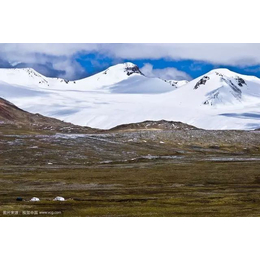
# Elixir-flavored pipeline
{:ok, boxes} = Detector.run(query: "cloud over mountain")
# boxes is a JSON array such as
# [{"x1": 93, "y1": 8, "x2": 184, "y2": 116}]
[
  {"x1": 1, "y1": 44, "x2": 260, "y2": 80},
  {"x1": 140, "y1": 63, "x2": 192, "y2": 80}
]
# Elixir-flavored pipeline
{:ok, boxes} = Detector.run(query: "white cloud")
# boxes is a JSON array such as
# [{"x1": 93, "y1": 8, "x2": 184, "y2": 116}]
[
  {"x1": 1, "y1": 43, "x2": 260, "y2": 79},
  {"x1": 0, "y1": 44, "x2": 91, "y2": 79},
  {"x1": 103, "y1": 44, "x2": 260, "y2": 67},
  {"x1": 51, "y1": 59, "x2": 86, "y2": 79},
  {"x1": 1, "y1": 43, "x2": 260, "y2": 67},
  {"x1": 0, "y1": 43, "x2": 99, "y2": 58},
  {"x1": 140, "y1": 63, "x2": 192, "y2": 80}
]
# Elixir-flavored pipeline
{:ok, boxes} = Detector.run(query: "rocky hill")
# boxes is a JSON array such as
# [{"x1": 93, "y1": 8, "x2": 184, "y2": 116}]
[
  {"x1": 0, "y1": 97, "x2": 94, "y2": 133},
  {"x1": 108, "y1": 120, "x2": 198, "y2": 132}
]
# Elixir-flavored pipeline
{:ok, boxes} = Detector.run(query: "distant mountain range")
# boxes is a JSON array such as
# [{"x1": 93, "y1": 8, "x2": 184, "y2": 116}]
[{"x1": 0, "y1": 62, "x2": 260, "y2": 130}]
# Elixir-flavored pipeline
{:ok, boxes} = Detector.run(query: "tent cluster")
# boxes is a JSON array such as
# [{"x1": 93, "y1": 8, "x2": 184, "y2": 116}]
[{"x1": 16, "y1": 196, "x2": 66, "y2": 202}]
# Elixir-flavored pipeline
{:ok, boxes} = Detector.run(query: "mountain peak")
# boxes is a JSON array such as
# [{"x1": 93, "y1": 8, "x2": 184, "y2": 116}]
[
  {"x1": 0, "y1": 67, "x2": 46, "y2": 79},
  {"x1": 123, "y1": 62, "x2": 137, "y2": 68},
  {"x1": 207, "y1": 68, "x2": 236, "y2": 77},
  {"x1": 106, "y1": 62, "x2": 143, "y2": 76},
  {"x1": 7, "y1": 67, "x2": 41, "y2": 74},
  {"x1": 124, "y1": 62, "x2": 143, "y2": 76}
]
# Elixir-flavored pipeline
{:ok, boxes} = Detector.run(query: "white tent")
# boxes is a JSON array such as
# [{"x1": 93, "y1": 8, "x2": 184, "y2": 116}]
[
  {"x1": 30, "y1": 197, "x2": 40, "y2": 202},
  {"x1": 53, "y1": 196, "x2": 65, "y2": 201}
]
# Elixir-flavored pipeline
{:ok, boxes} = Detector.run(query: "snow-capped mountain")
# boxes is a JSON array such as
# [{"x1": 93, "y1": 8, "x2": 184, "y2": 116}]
[
  {"x1": 167, "y1": 68, "x2": 260, "y2": 107},
  {"x1": 0, "y1": 68, "x2": 75, "y2": 88},
  {"x1": 0, "y1": 63, "x2": 175, "y2": 93},
  {"x1": 1, "y1": 62, "x2": 260, "y2": 130}
]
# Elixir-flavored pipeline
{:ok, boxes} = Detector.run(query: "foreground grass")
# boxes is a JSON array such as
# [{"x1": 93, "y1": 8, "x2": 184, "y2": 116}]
[
  {"x1": 1, "y1": 128, "x2": 260, "y2": 217},
  {"x1": 1, "y1": 160, "x2": 260, "y2": 216}
]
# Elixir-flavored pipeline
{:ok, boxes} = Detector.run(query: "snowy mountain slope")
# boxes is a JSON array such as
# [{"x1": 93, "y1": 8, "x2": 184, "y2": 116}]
[
  {"x1": 75, "y1": 62, "x2": 145, "y2": 91},
  {"x1": 166, "y1": 68, "x2": 260, "y2": 107},
  {"x1": 1, "y1": 63, "x2": 260, "y2": 130},
  {"x1": 0, "y1": 68, "x2": 76, "y2": 89},
  {"x1": 165, "y1": 79, "x2": 189, "y2": 88},
  {"x1": 0, "y1": 63, "x2": 175, "y2": 93},
  {"x1": 0, "y1": 96, "x2": 95, "y2": 133}
]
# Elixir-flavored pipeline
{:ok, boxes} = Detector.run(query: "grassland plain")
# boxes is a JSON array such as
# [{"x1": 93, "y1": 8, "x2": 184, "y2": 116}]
[{"x1": 1, "y1": 126, "x2": 260, "y2": 217}]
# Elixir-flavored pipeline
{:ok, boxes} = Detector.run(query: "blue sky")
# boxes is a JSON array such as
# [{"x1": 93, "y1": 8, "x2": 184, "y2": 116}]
[
  {"x1": 1, "y1": 43, "x2": 260, "y2": 80},
  {"x1": 77, "y1": 53, "x2": 260, "y2": 80}
]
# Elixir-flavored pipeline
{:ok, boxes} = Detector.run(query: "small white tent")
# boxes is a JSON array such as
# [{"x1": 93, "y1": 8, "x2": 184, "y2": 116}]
[
  {"x1": 53, "y1": 196, "x2": 65, "y2": 201},
  {"x1": 30, "y1": 197, "x2": 40, "y2": 202}
]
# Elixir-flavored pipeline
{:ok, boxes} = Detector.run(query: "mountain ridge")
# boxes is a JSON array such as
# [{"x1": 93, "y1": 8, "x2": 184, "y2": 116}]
[
  {"x1": 0, "y1": 63, "x2": 186, "y2": 91},
  {"x1": 1, "y1": 62, "x2": 260, "y2": 130}
]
